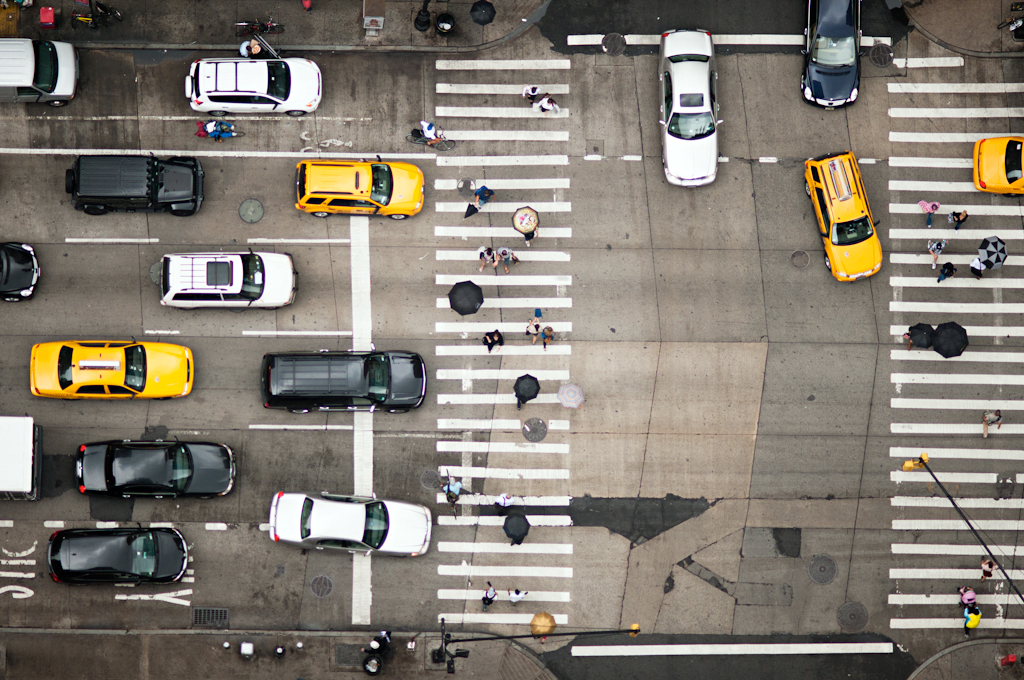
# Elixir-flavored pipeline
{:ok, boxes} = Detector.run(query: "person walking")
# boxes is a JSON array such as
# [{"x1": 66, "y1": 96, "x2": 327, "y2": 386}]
[
  {"x1": 937, "y1": 261, "x2": 956, "y2": 283},
  {"x1": 918, "y1": 200, "x2": 940, "y2": 227},
  {"x1": 526, "y1": 316, "x2": 541, "y2": 343},
  {"x1": 927, "y1": 239, "x2": 947, "y2": 270},
  {"x1": 964, "y1": 604, "x2": 982, "y2": 637},
  {"x1": 524, "y1": 226, "x2": 537, "y2": 247},
  {"x1": 959, "y1": 586, "x2": 977, "y2": 606},
  {"x1": 419, "y1": 120, "x2": 442, "y2": 147},
  {"x1": 483, "y1": 329, "x2": 504, "y2": 354},
  {"x1": 443, "y1": 478, "x2": 462, "y2": 515},
  {"x1": 522, "y1": 85, "x2": 541, "y2": 104},
  {"x1": 981, "y1": 559, "x2": 998, "y2": 581},
  {"x1": 496, "y1": 246, "x2": 519, "y2": 274},
  {"x1": 540, "y1": 326, "x2": 554, "y2": 351},
  {"x1": 508, "y1": 588, "x2": 528, "y2": 606},
  {"x1": 983, "y1": 410, "x2": 1002, "y2": 438},
  {"x1": 482, "y1": 582, "x2": 497, "y2": 611},
  {"x1": 474, "y1": 186, "x2": 495, "y2": 208},
  {"x1": 902, "y1": 332, "x2": 914, "y2": 350},
  {"x1": 536, "y1": 94, "x2": 559, "y2": 115},
  {"x1": 477, "y1": 246, "x2": 496, "y2": 272},
  {"x1": 970, "y1": 256, "x2": 985, "y2": 279},
  {"x1": 950, "y1": 209, "x2": 969, "y2": 231},
  {"x1": 494, "y1": 493, "x2": 513, "y2": 516}
]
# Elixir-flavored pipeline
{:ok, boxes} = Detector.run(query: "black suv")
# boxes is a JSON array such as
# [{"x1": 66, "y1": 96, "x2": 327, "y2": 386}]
[
  {"x1": 261, "y1": 349, "x2": 427, "y2": 413},
  {"x1": 801, "y1": 0, "x2": 861, "y2": 108},
  {"x1": 66, "y1": 155, "x2": 204, "y2": 216}
]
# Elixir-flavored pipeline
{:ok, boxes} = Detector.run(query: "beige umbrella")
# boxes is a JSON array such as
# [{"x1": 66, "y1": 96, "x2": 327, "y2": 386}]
[{"x1": 530, "y1": 611, "x2": 556, "y2": 636}]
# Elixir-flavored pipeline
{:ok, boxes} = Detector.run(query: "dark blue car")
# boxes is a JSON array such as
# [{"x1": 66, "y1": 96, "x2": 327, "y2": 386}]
[{"x1": 801, "y1": 0, "x2": 861, "y2": 108}]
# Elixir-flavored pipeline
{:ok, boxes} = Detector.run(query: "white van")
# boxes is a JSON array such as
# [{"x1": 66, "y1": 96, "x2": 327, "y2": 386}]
[
  {"x1": 0, "y1": 39, "x2": 77, "y2": 106},
  {"x1": 157, "y1": 251, "x2": 298, "y2": 309}
]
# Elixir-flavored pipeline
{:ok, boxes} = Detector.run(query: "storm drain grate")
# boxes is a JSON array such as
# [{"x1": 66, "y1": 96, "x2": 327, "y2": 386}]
[
  {"x1": 808, "y1": 554, "x2": 838, "y2": 585},
  {"x1": 192, "y1": 607, "x2": 229, "y2": 628}
]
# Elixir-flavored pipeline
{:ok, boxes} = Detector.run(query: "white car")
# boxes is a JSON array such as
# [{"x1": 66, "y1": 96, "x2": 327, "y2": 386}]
[
  {"x1": 268, "y1": 492, "x2": 432, "y2": 557},
  {"x1": 157, "y1": 251, "x2": 297, "y2": 309},
  {"x1": 658, "y1": 30, "x2": 721, "y2": 187},
  {"x1": 186, "y1": 58, "x2": 322, "y2": 117}
]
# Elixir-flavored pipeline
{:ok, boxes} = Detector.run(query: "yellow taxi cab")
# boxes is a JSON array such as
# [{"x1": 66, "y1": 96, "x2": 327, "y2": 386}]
[
  {"x1": 804, "y1": 150, "x2": 882, "y2": 282},
  {"x1": 973, "y1": 137, "x2": 1024, "y2": 194},
  {"x1": 295, "y1": 160, "x2": 424, "y2": 219},
  {"x1": 30, "y1": 340, "x2": 193, "y2": 399}
]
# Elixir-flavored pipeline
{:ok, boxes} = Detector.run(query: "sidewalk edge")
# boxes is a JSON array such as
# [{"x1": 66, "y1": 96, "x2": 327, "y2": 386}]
[
  {"x1": 903, "y1": 7, "x2": 1024, "y2": 59},
  {"x1": 905, "y1": 637, "x2": 1024, "y2": 680}
]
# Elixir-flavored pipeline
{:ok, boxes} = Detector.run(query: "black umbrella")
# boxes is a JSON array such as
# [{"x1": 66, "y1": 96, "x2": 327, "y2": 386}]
[
  {"x1": 979, "y1": 236, "x2": 1007, "y2": 270},
  {"x1": 514, "y1": 374, "x2": 541, "y2": 403},
  {"x1": 504, "y1": 513, "x2": 530, "y2": 545},
  {"x1": 908, "y1": 323, "x2": 934, "y2": 349},
  {"x1": 448, "y1": 280, "x2": 483, "y2": 315},
  {"x1": 470, "y1": 0, "x2": 496, "y2": 25},
  {"x1": 932, "y1": 321, "x2": 969, "y2": 358}
]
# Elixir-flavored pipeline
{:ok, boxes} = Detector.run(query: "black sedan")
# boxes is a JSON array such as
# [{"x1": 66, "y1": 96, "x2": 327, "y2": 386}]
[
  {"x1": 47, "y1": 527, "x2": 188, "y2": 584},
  {"x1": 0, "y1": 242, "x2": 40, "y2": 301},
  {"x1": 801, "y1": 0, "x2": 861, "y2": 108},
  {"x1": 76, "y1": 440, "x2": 235, "y2": 498}
]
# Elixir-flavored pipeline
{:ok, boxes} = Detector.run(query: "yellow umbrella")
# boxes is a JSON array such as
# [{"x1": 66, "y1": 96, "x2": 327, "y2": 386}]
[{"x1": 530, "y1": 612, "x2": 557, "y2": 636}]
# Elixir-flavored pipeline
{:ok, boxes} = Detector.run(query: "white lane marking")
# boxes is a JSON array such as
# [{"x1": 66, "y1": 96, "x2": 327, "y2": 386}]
[
  {"x1": 0, "y1": 147, "x2": 430, "y2": 160},
  {"x1": 439, "y1": 465, "x2": 569, "y2": 479},
  {"x1": 43, "y1": 521, "x2": 64, "y2": 528},
  {"x1": 888, "y1": 180, "x2": 976, "y2": 192},
  {"x1": 1, "y1": 542, "x2": 35, "y2": 557},
  {"x1": 622, "y1": 155, "x2": 643, "y2": 161},
  {"x1": 15, "y1": 115, "x2": 370, "y2": 122},
  {"x1": 434, "y1": 178, "x2": 571, "y2": 190},
  {"x1": 893, "y1": 398, "x2": 1024, "y2": 410},
  {"x1": 892, "y1": 543, "x2": 1024, "y2": 556},
  {"x1": 437, "y1": 542, "x2": 573, "y2": 554},
  {"x1": 890, "y1": 594, "x2": 1021, "y2": 605},
  {"x1": 436, "y1": 346, "x2": 572, "y2": 357},
  {"x1": 435, "y1": 298, "x2": 570, "y2": 310},
  {"x1": 892, "y1": 301, "x2": 1024, "y2": 313},
  {"x1": 242, "y1": 330, "x2": 354, "y2": 336},
  {"x1": 352, "y1": 552, "x2": 372, "y2": 626},
  {"x1": 571, "y1": 643, "x2": 893, "y2": 657},
  {"x1": 438, "y1": 589, "x2": 570, "y2": 601},
  {"x1": 889, "y1": 131, "x2": 991, "y2": 143},
  {"x1": 438, "y1": 493, "x2": 571, "y2": 505},
  {"x1": 438, "y1": 515, "x2": 572, "y2": 526},
  {"x1": 889, "y1": 254, "x2": 1021, "y2": 266},
  {"x1": 350, "y1": 216, "x2": 373, "y2": 352},
  {"x1": 95, "y1": 522, "x2": 119, "y2": 529},
  {"x1": 888, "y1": 277, "x2": 1024, "y2": 289},
  {"x1": 247, "y1": 238, "x2": 351, "y2": 244},
  {"x1": 114, "y1": 589, "x2": 192, "y2": 606},
  {"x1": 892, "y1": 373, "x2": 1024, "y2": 385},
  {"x1": 440, "y1": 612, "x2": 569, "y2": 624},
  {"x1": 438, "y1": 565, "x2": 573, "y2": 577},
  {"x1": 436, "y1": 201, "x2": 571, "y2": 213},
  {"x1": 435, "y1": 226, "x2": 572, "y2": 238},
  {"x1": 437, "y1": 106, "x2": 570, "y2": 119},
  {"x1": 860, "y1": 158, "x2": 878, "y2": 164},
  {"x1": 892, "y1": 423, "x2": 1024, "y2": 434},
  {"x1": 892, "y1": 520, "x2": 1024, "y2": 531},
  {"x1": 889, "y1": 228, "x2": 1024, "y2": 239},
  {"x1": 446, "y1": 130, "x2": 570, "y2": 141},
  {"x1": 889, "y1": 445, "x2": 1024, "y2": 459},
  {"x1": 144, "y1": 330, "x2": 180, "y2": 335},
  {"x1": 205, "y1": 523, "x2": 228, "y2": 531},
  {"x1": 438, "y1": 441, "x2": 570, "y2": 454},
  {"x1": 249, "y1": 424, "x2": 355, "y2": 431},
  {"x1": 759, "y1": 157, "x2": 778, "y2": 163},
  {"x1": 436, "y1": 251, "x2": 570, "y2": 262},
  {"x1": 891, "y1": 107, "x2": 1024, "y2": 118},
  {"x1": 437, "y1": 418, "x2": 570, "y2": 429},
  {"x1": 889, "y1": 156, "x2": 973, "y2": 168},
  {"x1": 0, "y1": 521, "x2": 13, "y2": 529},
  {"x1": 0, "y1": 586, "x2": 33, "y2": 599},
  {"x1": 889, "y1": 83, "x2": 1024, "y2": 93},
  {"x1": 149, "y1": 523, "x2": 175, "y2": 528},
  {"x1": 439, "y1": 393, "x2": 565, "y2": 406},
  {"x1": 436, "y1": 59, "x2": 571, "y2": 70},
  {"x1": 66, "y1": 238, "x2": 159, "y2": 244},
  {"x1": 891, "y1": 619, "x2": 1024, "y2": 630},
  {"x1": 259, "y1": 523, "x2": 272, "y2": 532},
  {"x1": 436, "y1": 84, "x2": 570, "y2": 95},
  {"x1": 435, "y1": 274, "x2": 571, "y2": 286},
  {"x1": 436, "y1": 155, "x2": 569, "y2": 167},
  {"x1": 0, "y1": 572, "x2": 34, "y2": 579},
  {"x1": 890, "y1": 349, "x2": 1024, "y2": 363},
  {"x1": 435, "y1": 321, "x2": 571, "y2": 333},
  {"x1": 892, "y1": 57, "x2": 965, "y2": 68},
  {"x1": 892, "y1": 496, "x2": 1024, "y2": 509},
  {"x1": 353, "y1": 413, "x2": 374, "y2": 496},
  {"x1": 0, "y1": 560, "x2": 33, "y2": 565},
  {"x1": 436, "y1": 369, "x2": 571, "y2": 381},
  {"x1": 890, "y1": 203, "x2": 1023, "y2": 216},
  {"x1": 889, "y1": 324, "x2": 1024, "y2": 338},
  {"x1": 892, "y1": 471, "x2": 999, "y2": 483}
]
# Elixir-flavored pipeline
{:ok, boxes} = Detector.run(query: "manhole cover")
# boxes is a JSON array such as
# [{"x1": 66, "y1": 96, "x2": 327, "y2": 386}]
[
  {"x1": 421, "y1": 470, "x2": 442, "y2": 490},
  {"x1": 457, "y1": 179, "x2": 476, "y2": 199},
  {"x1": 310, "y1": 574, "x2": 333, "y2": 598},
  {"x1": 523, "y1": 418, "x2": 547, "y2": 442},
  {"x1": 791, "y1": 250, "x2": 809, "y2": 269},
  {"x1": 837, "y1": 601, "x2": 868, "y2": 631},
  {"x1": 808, "y1": 554, "x2": 838, "y2": 584},
  {"x1": 602, "y1": 32, "x2": 626, "y2": 56},
  {"x1": 869, "y1": 43, "x2": 894, "y2": 68},
  {"x1": 239, "y1": 198, "x2": 264, "y2": 224},
  {"x1": 192, "y1": 607, "x2": 229, "y2": 628}
]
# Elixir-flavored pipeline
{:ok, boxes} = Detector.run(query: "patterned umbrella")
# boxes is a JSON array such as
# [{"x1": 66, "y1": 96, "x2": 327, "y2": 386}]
[
  {"x1": 556, "y1": 383, "x2": 585, "y2": 408},
  {"x1": 512, "y1": 206, "x2": 539, "y2": 235},
  {"x1": 979, "y1": 236, "x2": 1007, "y2": 269}
]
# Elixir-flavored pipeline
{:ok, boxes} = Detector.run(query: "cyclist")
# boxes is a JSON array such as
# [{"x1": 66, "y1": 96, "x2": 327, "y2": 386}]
[{"x1": 419, "y1": 120, "x2": 442, "y2": 147}]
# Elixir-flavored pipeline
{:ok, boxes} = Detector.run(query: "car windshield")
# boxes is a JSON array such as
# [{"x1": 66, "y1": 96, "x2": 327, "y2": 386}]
[
  {"x1": 1006, "y1": 139, "x2": 1023, "y2": 183},
  {"x1": 362, "y1": 501, "x2": 389, "y2": 550},
  {"x1": 167, "y1": 444, "x2": 192, "y2": 492},
  {"x1": 668, "y1": 54, "x2": 709, "y2": 63},
  {"x1": 832, "y1": 216, "x2": 874, "y2": 246},
  {"x1": 812, "y1": 34, "x2": 856, "y2": 67},
  {"x1": 32, "y1": 41, "x2": 58, "y2": 93},
  {"x1": 266, "y1": 61, "x2": 290, "y2": 100},
  {"x1": 370, "y1": 164, "x2": 393, "y2": 206},
  {"x1": 300, "y1": 497, "x2": 314, "y2": 539},
  {"x1": 128, "y1": 532, "x2": 158, "y2": 577},
  {"x1": 239, "y1": 254, "x2": 265, "y2": 300},
  {"x1": 123, "y1": 345, "x2": 146, "y2": 392},
  {"x1": 366, "y1": 355, "x2": 390, "y2": 402},
  {"x1": 58, "y1": 345, "x2": 74, "y2": 390},
  {"x1": 667, "y1": 112, "x2": 715, "y2": 141}
]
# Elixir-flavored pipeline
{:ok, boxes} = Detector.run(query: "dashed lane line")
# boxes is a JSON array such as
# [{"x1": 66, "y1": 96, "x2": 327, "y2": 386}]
[
  {"x1": 249, "y1": 424, "x2": 354, "y2": 431},
  {"x1": 66, "y1": 237, "x2": 159, "y2": 244},
  {"x1": 248, "y1": 238, "x2": 351, "y2": 244}
]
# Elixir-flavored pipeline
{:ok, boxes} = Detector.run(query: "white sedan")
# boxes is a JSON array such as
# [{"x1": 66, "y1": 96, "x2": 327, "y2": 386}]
[
  {"x1": 658, "y1": 30, "x2": 721, "y2": 187},
  {"x1": 186, "y1": 58, "x2": 322, "y2": 117},
  {"x1": 268, "y1": 492, "x2": 432, "y2": 557}
]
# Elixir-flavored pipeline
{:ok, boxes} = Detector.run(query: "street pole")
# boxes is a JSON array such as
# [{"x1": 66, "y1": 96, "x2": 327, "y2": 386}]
[{"x1": 414, "y1": 0, "x2": 431, "y2": 31}]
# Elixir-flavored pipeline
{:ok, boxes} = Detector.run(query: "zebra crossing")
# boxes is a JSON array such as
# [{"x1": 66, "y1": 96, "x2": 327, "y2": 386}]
[
  {"x1": 430, "y1": 58, "x2": 575, "y2": 627},
  {"x1": 887, "y1": 51, "x2": 1024, "y2": 631}
]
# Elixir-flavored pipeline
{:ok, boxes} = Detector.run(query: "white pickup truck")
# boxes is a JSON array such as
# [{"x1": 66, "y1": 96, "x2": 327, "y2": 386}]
[{"x1": 0, "y1": 416, "x2": 42, "y2": 500}]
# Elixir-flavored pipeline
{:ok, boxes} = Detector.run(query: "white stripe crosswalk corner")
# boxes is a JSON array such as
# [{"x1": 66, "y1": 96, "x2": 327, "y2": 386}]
[
  {"x1": 438, "y1": 612, "x2": 570, "y2": 624},
  {"x1": 437, "y1": 515, "x2": 573, "y2": 526},
  {"x1": 438, "y1": 589, "x2": 571, "y2": 602},
  {"x1": 891, "y1": 423, "x2": 1024, "y2": 434},
  {"x1": 435, "y1": 492, "x2": 572, "y2": 506},
  {"x1": 889, "y1": 619, "x2": 1017, "y2": 630}
]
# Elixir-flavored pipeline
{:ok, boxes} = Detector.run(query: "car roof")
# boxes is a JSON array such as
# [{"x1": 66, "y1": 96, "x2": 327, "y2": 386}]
[
  {"x1": 66, "y1": 343, "x2": 130, "y2": 388},
  {"x1": 0, "y1": 39, "x2": 37, "y2": 87},
  {"x1": 817, "y1": 0, "x2": 856, "y2": 36},
  {"x1": 302, "y1": 162, "x2": 374, "y2": 199},
  {"x1": 77, "y1": 156, "x2": 153, "y2": 199},
  {"x1": 199, "y1": 59, "x2": 274, "y2": 95},
  {"x1": 166, "y1": 253, "x2": 244, "y2": 295},
  {"x1": 667, "y1": 60, "x2": 712, "y2": 113},
  {"x1": 309, "y1": 497, "x2": 366, "y2": 542},
  {"x1": 819, "y1": 154, "x2": 867, "y2": 222}
]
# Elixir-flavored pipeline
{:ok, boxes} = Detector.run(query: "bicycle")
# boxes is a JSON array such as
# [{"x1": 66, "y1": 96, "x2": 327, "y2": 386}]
[
  {"x1": 71, "y1": 1, "x2": 123, "y2": 28},
  {"x1": 998, "y1": 15, "x2": 1024, "y2": 30},
  {"x1": 406, "y1": 128, "x2": 456, "y2": 152},
  {"x1": 235, "y1": 18, "x2": 285, "y2": 37},
  {"x1": 196, "y1": 120, "x2": 245, "y2": 141}
]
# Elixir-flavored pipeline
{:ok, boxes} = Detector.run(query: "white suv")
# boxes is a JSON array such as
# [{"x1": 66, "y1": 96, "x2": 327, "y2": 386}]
[
  {"x1": 186, "y1": 58, "x2": 322, "y2": 117},
  {"x1": 158, "y1": 251, "x2": 297, "y2": 309}
]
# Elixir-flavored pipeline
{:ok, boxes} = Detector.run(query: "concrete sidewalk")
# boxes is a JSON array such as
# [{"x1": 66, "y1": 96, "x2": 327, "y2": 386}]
[
  {"x1": 909, "y1": 638, "x2": 1024, "y2": 680},
  {"x1": 903, "y1": 0, "x2": 1024, "y2": 57}
]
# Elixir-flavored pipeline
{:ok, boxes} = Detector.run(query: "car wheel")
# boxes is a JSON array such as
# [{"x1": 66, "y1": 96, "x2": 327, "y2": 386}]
[
  {"x1": 170, "y1": 210, "x2": 193, "y2": 217},
  {"x1": 83, "y1": 205, "x2": 108, "y2": 216},
  {"x1": 312, "y1": 212, "x2": 329, "y2": 218},
  {"x1": 48, "y1": 100, "x2": 68, "y2": 107},
  {"x1": 65, "y1": 169, "x2": 75, "y2": 194},
  {"x1": 285, "y1": 111, "x2": 306, "y2": 117},
  {"x1": 824, "y1": 252, "x2": 831, "y2": 271},
  {"x1": 388, "y1": 214, "x2": 409, "y2": 220},
  {"x1": 804, "y1": 180, "x2": 811, "y2": 197},
  {"x1": 208, "y1": 110, "x2": 228, "y2": 117}
]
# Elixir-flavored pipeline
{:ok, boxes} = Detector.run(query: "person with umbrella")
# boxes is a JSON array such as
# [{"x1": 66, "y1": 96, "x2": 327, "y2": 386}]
[
  {"x1": 504, "y1": 513, "x2": 530, "y2": 545},
  {"x1": 513, "y1": 206, "x2": 539, "y2": 247},
  {"x1": 514, "y1": 374, "x2": 540, "y2": 410},
  {"x1": 903, "y1": 323, "x2": 934, "y2": 351},
  {"x1": 470, "y1": 0, "x2": 496, "y2": 25},
  {"x1": 979, "y1": 236, "x2": 1007, "y2": 270},
  {"x1": 933, "y1": 321, "x2": 969, "y2": 358},
  {"x1": 448, "y1": 280, "x2": 484, "y2": 316}
]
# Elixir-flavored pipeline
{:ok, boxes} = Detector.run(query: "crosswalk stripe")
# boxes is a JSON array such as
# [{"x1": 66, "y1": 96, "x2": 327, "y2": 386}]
[
  {"x1": 892, "y1": 471, "x2": 1002, "y2": 483},
  {"x1": 891, "y1": 301, "x2": 1024, "y2": 313},
  {"x1": 439, "y1": 465, "x2": 569, "y2": 480},
  {"x1": 889, "y1": 156, "x2": 973, "y2": 168},
  {"x1": 890, "y1": 619, "x2": 1021, "y2": 630},
  {"x1": 436, "y1": 84, "x2": 571, "y2": 95},
  {"x1": 437, "y1": 418, "x2": 570, "y2": 429},
  {"x1": 435, "y1": 226, "x2": 572, "y2": 238},
  {"x1": 892, "y1": 543, "x2": 1024, "y2": 556},
  {"x1": 435, "y1": 321, "x2": 571, "y2": 333},
  {"x1": 891, "y1": 567, "x2": 1022, "y2": 579},
  {"x1": 892, "y1": 373, "x2": 1024, "y2": 386},
  {"x1": 434, "y1": 178, "x2": 571, "y2": 190},
  {"x1": 437, "y1": 106, "x2": 570, "y2": 119},
  {"x1": 892, "y1": 423, "x2": 1024, "y2": 434},
  {"x1": 893, "y1": 398, "x2": 1024, "y2": 410},
  {"x1": 436, "y1": 251, "x2": 571, "y2": 262},
  {"x1": 890, "y1": 203, "x2": 1020, "y2": 216},
  {"x1": 446, "y1": 130, "x2": 570, "y2": 141},
  {"x1": 889, "y1": 83, "x2": 1024, "y2": 93},
  {"x1": 438, "y1": 589, "x2": 571, "y2": 601},
  {"x1": 892, "y1": 496, "x2": 1024, "y2": 509},
  {"x1": 436, "y1": 201, "x2": 571, "y2": 212},
  {"x1": 438, "y1": 515, "x2": 572, "y2": 526},
  {"x1": 438, "y1": 612, "x2": 570, "y2": 624},
  {"x1": 437, "y1": 492, "x2": 571, "y2": 505},
  {"x1": 889, "y1": 277, "x2": 1024, "y2": 289},
  {"x1": 436, "y1": 346, "x2": 572, "y2": 356},
  {"x1": 439, "y1": 565, "x2": 573, "y2": 577},
  {"x1": 891, "y1": 57, "x2": 965, "y2": 68},
  {"x1": 435, "y1": 297, "x2": 572, "y2": 308},
  {"x1": 436, "y1": 155, "x2": 570, "y2": 167},
  {"x1": 891, "y1": 107, "x2": 1024, "y2": 118},
  {"x1": 438, "y1": 542, "x2": 573, "y2": 554},
  {"x1": 888, "y1": 180, "x2": 976, "y2": 192},
  {"x1": 893, "y1": 520, "x2": 1024, "y2": 531},
  {"x1": 889, "y1": 324, "x2": 1024, "y2": 337},
  {"x1": 889, "y1": 446, "x2": 1024, "y2": 460},
  {"x1": 439, "y1": 393, "x2": 566, "y2": 405},
  {"x1": 890, "y1": 594, "x2": 1021, "y2": 605},
  {"x1": 436, "y1": 274, "x2": 571, "y2": 286},
  {"x1": 437, "y1": 369, "x2": 571, "y2": 380},
  {"x1": 889, "y1": 228, "x2": 1024, "y2": 239},
  {"x1": 890, "y1": 254, "x2": 1021, "y2": 266},
  {"x1": 890, "y1": 131, "x2": 989, "y2": 143},
  {"x1": 435, "y1": 59, "x2": 571, "y2": 70},
  {"x1": 437, "y1": 441, "x2": 570, "y2": 454},
  {"x1": 890, "y1": 349, "x2": 1024, "y2": 363}
]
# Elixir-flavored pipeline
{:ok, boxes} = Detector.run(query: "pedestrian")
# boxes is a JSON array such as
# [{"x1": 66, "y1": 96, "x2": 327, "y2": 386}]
[
  {"x1": 902, "y1": 332, "x2": 914, "y2": 350},
  {"x1": 926, "y1": 239, "x2": 947, "y2": 270},
  {"x1": 918, "y1": 200, "x2": 940, "y2": 227},
  {"x1": 970, "y1": 256, "x2": 985, "y2": 279},
  {"x1": 361, "y1": 631, "x2": 391, "y2": 656},
  {"x1": 522, "y1": 85, "x2": 541, "y2": 104},
  {"x1": 540, "y1": 326, "x2": 554, "y2": 351},
  {"x1": 494, "y1": 493, "x2": 513, "y2": 515},
  {"x1": 964, "y1": 604, "x2": 981, "y2": 637},
  {"x1": 482, "y1": 329, "x2": 504, "y2": 354},
  {"x1": 419, "y1": 120, "x2": 442, "y2": 147},
  {"x1": 496, "y1": 246, "x2": 519, "y2": 274},
  {"x1": 477, "y1": 245, "x2": 496, "y2": 272},
  {"x1": 950, "y1": 209, "x2": 969, "y2": 231},
  {"x1": 482, "y1": 582, "x2": 497, "y2": 611},
  {"x1": 474, "y1": 186, "x2": 494, "y2": 208},
  {"x1": 536, "y1": 94, "x2": 559, "y2": 115},
  {"x1": 443, "y1": 478, "x2": 462, "y2": 513},
  {"x1": 526, "y1": 316, "x2": 541, "y2": 343},
  {"x1": 937, "y1": 261, "x2": 956, "y2": 283},
  {"x1": 239, "y1": 39, "x2": 262, "y2": 57},
  {"x1": 983, "y1": 410, "x2": 1002, "y2": 438},
  {"x1": 508, "y1": 588, "x2": 528, "y2": 605},
  {"x1": 981, "y1": 559, "x2": 998, "y2": 581},
  {"x1": 959, "y1": 586, "x2": 977, "y2": 605},
  {"x1": 524, "y1": 226, "x2": 537, "y2": 247}
]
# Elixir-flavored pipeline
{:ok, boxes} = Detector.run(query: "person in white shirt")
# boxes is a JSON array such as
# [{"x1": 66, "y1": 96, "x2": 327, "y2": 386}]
[
  {"x1": 420, "y1": 120, "x2": 441, "y2": 147},
  {"x1": 522, "y1": 85, "x2": 541, "y2": 104},
  {"x1": 508, "y1": 588, "x2": 528, "y2": 605}
]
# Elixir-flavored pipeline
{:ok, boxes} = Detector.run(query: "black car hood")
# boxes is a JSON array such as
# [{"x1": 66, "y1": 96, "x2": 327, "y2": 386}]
[
  {"x1": 79, "y1": 446, "x2": 109, "y2": 492},
  {"x1": 156, "y1": 163, "x2": 196, "y2": 204},
  {"x1": 388, "y1": 354, "x2": 425, "y2": 405},
  {"x1": 0, "y1": 244, "x2": 36, "y2": 293},
  {"x1": 154, "y1": 530, "x2": 186, "y2": 579},
  {"x1": 182, "y1": 443, "x2": 233, "y2": 495},
  {"x1": 806, "y1": 62, "x2": 858, "y2": 102}
]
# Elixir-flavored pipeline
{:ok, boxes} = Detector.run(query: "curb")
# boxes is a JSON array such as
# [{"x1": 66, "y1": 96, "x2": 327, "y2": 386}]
[
  {"x1": 905, "y1": 637, "x2": 1024, "y2": 680},
  {"x1": 903, "y1": 6, "x2": 1024, "y2": 59}
]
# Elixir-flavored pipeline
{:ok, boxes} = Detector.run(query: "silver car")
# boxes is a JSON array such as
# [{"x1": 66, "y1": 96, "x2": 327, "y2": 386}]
[
  {"x1": 268, "y1": 492, "x2": 432, "y2": 556},
  {"x1": 659, "y1": 30, "x2": 721, "y2": 187}
]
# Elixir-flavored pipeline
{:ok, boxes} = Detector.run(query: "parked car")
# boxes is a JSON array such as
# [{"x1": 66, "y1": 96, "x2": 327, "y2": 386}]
[
  {"x1": 47, "y1": 527, "x2": 188, "y2": 583},
  {"x1": 973, "y1": 137, "x2": 1024, "y2": 194},
  {"x1": 30, "y1": 340, "x2": 193, "y2": 399},
  {"x1": 801, "y1": 0, "x2": 861, "y2": 108},
  {"x1": 294, "y1": 160, "x2": 424, "y2": 219},
  {"x1": 0, "y1": 39, "x2": 77, "y2": 106},
  {"x1": 186, "y1": 58, "x2": 322, "y2": 116},
  {"x1": 268, "y1": 492, "x2": 432, "y2": 556},
  {"x1": 658, "y1": 29, "x2": 720, "y2": 187},
  {"x1": 65, "y1": 155, "x2": 204, "y2": 216},
  {"x1": 76, "y1": 440, "x2": 235, "y2": 498},
  {"x1": 157, "y1": 251, "x2": 297, "y2": 309},
  {"x1": 0, "y1": 243, "x2": 40, "y2": 301}
]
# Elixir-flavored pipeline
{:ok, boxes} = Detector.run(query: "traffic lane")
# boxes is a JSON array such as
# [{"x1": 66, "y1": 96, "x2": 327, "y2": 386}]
[
  {"x1": 565, "y1": 55, "x2": 642, "y2": 160},
  {"x1": 749, "y1": 434, "x2": 871, "y2": 499},
  {"x1": 560, "y1": 159, "x2": 652, "y2": 250}
]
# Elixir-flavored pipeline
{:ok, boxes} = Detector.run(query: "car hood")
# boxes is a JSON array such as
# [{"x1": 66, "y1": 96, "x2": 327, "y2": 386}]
[
  {"x1": 378, "y1": 501, "x2": 431, "y2": 555},
  {"x1": 154, "y1": 529, "x2": 188, "y2": 579},
  {"x1": 388, "y1": 353, "x2": 426, "y2": 405},
  {"x1": 156, "y1": 163, "x2": 197, "y2": 204},
  {"x1": 0, "y1": 244, "x2": 38, "y2": 293},
  {"x1": 806, "y1": 62, "x2": 857, "y2": 102},
  {"x1": 977, "y1": 138, "x2": 1013, "y2": 186},
  {"x1": 258, "y1": 253, "x2": 296, "y2": 307},
  {"x1": 284, "y1": 59, "x2": 322, "y2": 109},
  {"x1": 832, "y1": 235, "x2": 883, "y2": 277},
  {"x1": 182, "y1": 443, "x2": 234, "y2": 495},
  {"x1": 664, "y1": 133, "x2": 718, "y2": 182},
  {"x1": 388, "y1": 164, "x2": 425, "y2": 214},
  {"x1": 144, "y1": 344, "x2": 191, "y2": 397},
  {"x1": 79, "y1": 445, "x2": 108, "y2": 492}
]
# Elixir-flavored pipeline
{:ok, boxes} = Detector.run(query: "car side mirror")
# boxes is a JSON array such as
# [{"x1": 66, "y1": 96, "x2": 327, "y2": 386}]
[{"x1": 717, "y1": 120, "x2": 724, "y2": 125}]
